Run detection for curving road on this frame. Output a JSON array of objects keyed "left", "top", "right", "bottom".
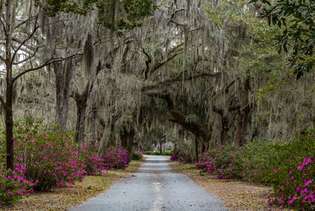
[{"left": 71, "top": 155, "right": 227, "bottom": 211}]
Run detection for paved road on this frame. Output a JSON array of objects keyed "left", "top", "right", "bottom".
[{"left": 71, "top": 155, "right": 227, "bottom": 211}]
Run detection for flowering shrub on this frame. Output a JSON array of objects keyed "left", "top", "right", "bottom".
[
  {"left": 16, "top": 132, "right": 86, "bottom": 191},
  {"left": 269, "top": 157, "right": 315, "bottom": 210},
  {"left": 196, "top": 153, "right": 215, "bottom": 175},
  {"left": 0, "top": 164, "right": 34, "bottom": 206},
  {"left": 103, "top": 147, "right": 129, "bottom": 169},
  {"left": 80, "top": 144, "right": 107, "bottom": 176},
  {"left": 170, "top": 152, "right": 178, "bottom": 161}
]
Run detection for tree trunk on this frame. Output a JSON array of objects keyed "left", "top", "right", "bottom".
[
  {"left": 74, "top": 93, "right": 88, "bottom": 143},
  {"left": 220, "top": 115, "right": 229, "bottom": 145},
  {"left": 235, "top": 75, "right": 251, "bottom": 146},
  {"left": 54, "top": 60, "right": 73, "bottom": 130},
  {"left": 4, "top": 0, "right": 14, "bottom": 170},
  {"left": 159, "top": 141, "right": 163, "bottom": 154},
  {"left": 194, "top": 136, "right": 199, "bottom": 161},
  {"left": 5, "top": 82, "right": 14, "bottom": 170},
  {"left": 127, "top": 129, "right": 135, "bottom": 157}
]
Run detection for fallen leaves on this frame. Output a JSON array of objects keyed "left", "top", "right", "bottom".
[{"left": 170, "top": 162, "right": 285, "bottom": 211}]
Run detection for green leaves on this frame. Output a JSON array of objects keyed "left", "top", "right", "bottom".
[
  {"left": 249, "top": 0, "right": 315, "bottom": 78},
  {"left": 40, "top": 0, "right": 155, "bottom": 30}
]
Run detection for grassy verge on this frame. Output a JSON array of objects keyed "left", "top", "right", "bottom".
[
  {"left": 170, "top": 162, "right": 283, "bottom": 211},
  {"left": 3, "top": 161, "right": 142, "bottom": 211}
]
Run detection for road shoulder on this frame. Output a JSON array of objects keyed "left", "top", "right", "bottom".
[{"left": 170, "top": 162, "right": 275, "bottom": 210}]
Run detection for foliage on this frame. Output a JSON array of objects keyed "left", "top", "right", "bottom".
[
  {"left": 269, "top": 157, "right": 315, "bottom": 209},
  {"left": 0, "top": 164, "right": 34, "bottom": 206},
  {"left": 195, "top": 153, "right": 215, "bottom": 175},
  {"left": 208, "top": 145, "right": 243, "bottom": 179},
  {"left": 103, "top": 147, "right": 130, "bottom": 169},
  {"left": 80, "top": 144, "right": 107, "bottom": 176},
  {"left": 170, "top": 149, "right": 194, "bottom": 163},
  {"left": 40, "top": 0, "right": 155, "bottom": 29},
  {"left": 250, "top": 0, "right": 315, "bottom": 78},
  {"left": 15, "top": 132, "right": 86, "bottom": 191},
  {"left": 131, "top": 151, "right": 143, "bottom": 161},
  {"left": 189, "top": 131, "right": 315, "bottom": 209}
]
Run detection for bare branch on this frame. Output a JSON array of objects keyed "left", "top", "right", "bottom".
[
  {"left": 12, "top": 53, "right": 82, "bottom": 84},
  {"left": 147, "top": 43, "right": 184, "bottom": 77},
  {"left": 14, "top": 15, "right": 38, "bottom": 29},
  {"left": 13, "top": 46, "right": 39, "bottom": 65},
  {"left": 11, "top": 18, "right": 39, "bottom": 65}
]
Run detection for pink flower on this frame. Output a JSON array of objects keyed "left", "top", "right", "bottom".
[
  {"left": 288, "top": 195, "right": 299, "bottom": 205},
  {"left": 297, "top": 157, "right": 314, "bottom": 171},
  {"left": 303, "top": 179, "right": 313, "bottom": 187}
]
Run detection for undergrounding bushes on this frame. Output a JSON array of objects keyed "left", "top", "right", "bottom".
[
  {"left": 195, "top": 153, "right": 215, "bottom": 175},
  {"left": 80, "top": 144, "right": 107, "bottom": 176},
  {"left": 192, "top": 131, "right": 315, "bottom": 209},
  {"left": 103, "top": 147, "right": 130, "bottom": 169},
  {"left": 0, "top": 164, "right": 35, "bottom": 206},
  {"left": 269, "top": 156, "right": 315, "bottom": 209},
  {"left": 15, "top": 131, "right": 86, "bottom": 191},
  {"left": 132, "top": 151, "right": 144, "bottom": 161}
]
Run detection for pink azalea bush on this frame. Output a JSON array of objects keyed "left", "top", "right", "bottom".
[
  {"left": 0, "top": 164, "right": 35, "bottom": 206},
  {"left": 16, "top": 132, "right": 86, "bottom": 191},
  {"left": 103, "top": 147, "right": 130, "bottom": 169},
  {"left": 195, "top": 153, "right": 215, "bottom": 175},
  {"left": 269, "top": 157, "right": 315, "bottom": 210},
  {"left": 80, "top": 144, "right": 107, "bottom": 176},
  {"left": 170, "top": 152, "right": 178, "bottom": 161}
]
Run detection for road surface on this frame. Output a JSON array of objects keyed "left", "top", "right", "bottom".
[{"left": 71, "top": 155, "right": 227, "bottom": 211}]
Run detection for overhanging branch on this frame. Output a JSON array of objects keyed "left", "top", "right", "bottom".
[
  {"left": 142, "top": 72, "right": 222, "bottom": 92},
  {"left": 12, "top": 53, "right": 82, "bottom": 84}
]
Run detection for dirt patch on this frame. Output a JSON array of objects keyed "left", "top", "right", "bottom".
[
  {"left": 3, "top": 161, "right": 142, "bottom": 211},
  {"left": 170, "top": 162, "right": 281, "bottom": 211}
]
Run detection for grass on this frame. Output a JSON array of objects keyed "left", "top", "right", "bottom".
[
  {"left": 3, "top": 161, "right": 142, "bottom": 211},
  {"left": 170, "top": 162, "right": 284, "bottom": 211}
]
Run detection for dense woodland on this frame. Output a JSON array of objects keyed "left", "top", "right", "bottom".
[{"left": 0, "top": 0, "right": 314, "bottom": 209}]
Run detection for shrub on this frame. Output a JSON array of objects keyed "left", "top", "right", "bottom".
[
  {"left": 195, "top": 153, "right": 215, "bottom": 175},
  {"left": 171, "top": 150, "right": 194, "bottom": 163},
  {"left": 0, "top": 164, "right": 34, "bottom": 206},
  {"left": 208, "top": 145, "right": 242, "bottom": 179},
  {"left": 132, "top": 151, "right": 143, "bottom": 161},
  {"left": 16, "top": 132, "right": 86, "bottom": 191},
  {"left": 269, "top": 157, "right": 315, "bottom": 210},
  {"left": 103, "top": 147, "right": 129, "bottom": 169},
  {"left": 80, "top": 144, "right": 107, "bottom": 176},
  {"left": 170, "top": 152, "right": 178, "bottom": 161}
]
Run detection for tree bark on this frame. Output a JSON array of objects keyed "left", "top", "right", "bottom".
[
  {"left": 74, "top": 91, "right": 88, "bottom": 143},
  {"left": 4, "top": 0, "right": 14, "bottom": 170},
  {"left": 5, "top": 77, "right": 14, "bottom": 170},
  {"left": 194, "top": 136, "right": 199, "bottom": 161},
  {"left": 54, "top": 59, "right": 74, "bottom": 130}
]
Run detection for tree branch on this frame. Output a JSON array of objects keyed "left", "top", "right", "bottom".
[
  {"left": 13, "top": 46, "right": 39, "bottom": 65},
  {"left": 12, "top": 53, "right": 82, "bottom": 84},
  {"left": 142, "top": 72, "right": 222, "bottom": 92},
  {"left": 11, "top": 18, "right": 39, "bottom": 65},
  {"left": 148, "top": 43, "right": 184, "bottom": 76}
]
